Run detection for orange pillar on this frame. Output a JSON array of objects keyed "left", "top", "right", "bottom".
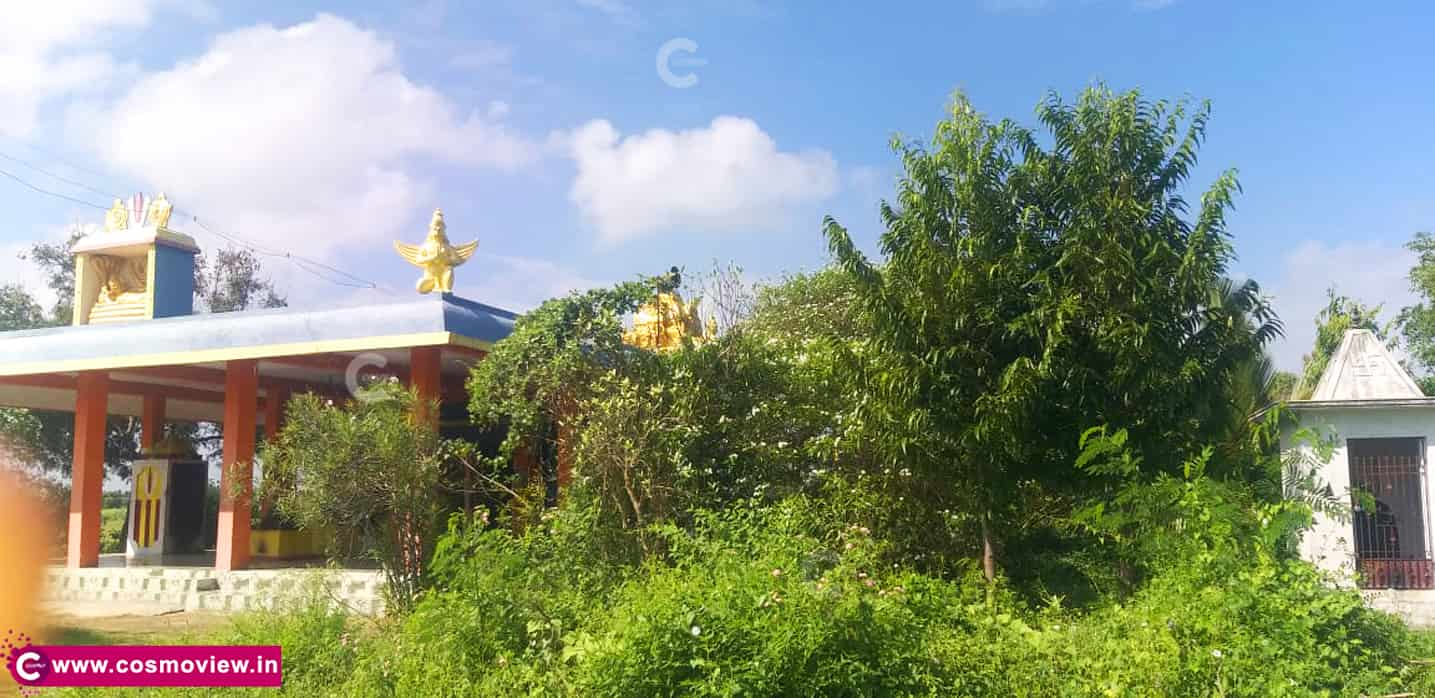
[
  {"left": 409, "top": 346, "right": 442, "bottom": 427},
  {"left": 140, "top": 394, "right": 166, "bottom": 453},
  {"left": 68, "top": 371, "right": 109, "bottom": 568},
  {"left": 258, "top": 386, "right": 289, "bottom": 519},
  {"left": 263, "top": 386, "right": 289, "bottom": 442},
  {"left": 216, "top": 360, "right": 258, "bottom": 572}
]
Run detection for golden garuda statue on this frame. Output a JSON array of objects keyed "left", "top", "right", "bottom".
[
  {"left": 394, "top": 209, "right": 478, "bottom": 294},
  {"left": 623, "top": 267, "right": 717, "bottom": 351}
]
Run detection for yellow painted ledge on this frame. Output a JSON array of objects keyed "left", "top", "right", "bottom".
[{"left": 250, "top": 527, "right": 332, "bottom": 559}]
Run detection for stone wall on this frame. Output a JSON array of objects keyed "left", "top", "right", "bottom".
[{"left": 44, "top": 566, "right": 386, "bottom": 616}]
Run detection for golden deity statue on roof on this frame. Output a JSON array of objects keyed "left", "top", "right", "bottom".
[
  {"left": 105, "top": 199, "right": 129, "bottom": 232},
  {"left": 145, "top": 192, "right": 173, "bottom": 230},
  {"left": 623, "top": 267, "right": 717, "bottom": 352},
  {"left": 394, "top": 209, "right": 479, "bottom": 294}
]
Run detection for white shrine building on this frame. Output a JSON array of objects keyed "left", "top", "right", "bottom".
[{"left": 1285, "top": 329, "right": 1435, "bottom": 623}]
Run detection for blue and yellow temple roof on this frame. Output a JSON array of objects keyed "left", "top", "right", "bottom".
[{"left": 0, "top": 293, "right": 515, "bottom": 376}]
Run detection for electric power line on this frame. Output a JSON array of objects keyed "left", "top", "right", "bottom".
[
  {"left": 186, "top": 215, "right": 380, "bottom": 290},
  {"left": 0, "top": 165, "right": 108, "bottom": 211},
  {"left": 0, "top": 152, "right": 390, "bottom": 294},
  {"left": 0, "top": 151, "right": 120, "bottom": 204}
]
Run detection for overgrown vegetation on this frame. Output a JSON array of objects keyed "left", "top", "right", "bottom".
[
  {"left": 71, "top": 87, "right": 1435, "bottom": 696},
  {"left": 259, "top": 385, "right": 450, "bottom": 611}
]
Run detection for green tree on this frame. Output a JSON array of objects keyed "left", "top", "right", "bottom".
[
  {"left": 1295, "top": 289, "right": 1389, "bottom": 399},
  {"left": 1204, "top": 279, "right": 1291, "bottom": 475},
  {"left": 21, "top": 230, "right": 83, "bottom": 322},
  {"left": 194, "top": 247, "right": 287, "bottom": 313},
  {"left": 1268, "top": 370, "right": 1298, "bottom": 402},
  {"left": 466, "top": 280, "right": 658, "bottom": 516},
  {"left": 261, "top": 384, "right": 449, "bottom": 610},
  {"left": 466, "top": 270, "right": 846, "bottom": 556},
  {"left": 1398, "top": 231, "right": 1435, "bottom": 393},
  {"left": 0, "top": 283, "right": 46, "bottom": 332},
  {"left": 824, "top": 87, "right": 1277, "bottom": 582}
]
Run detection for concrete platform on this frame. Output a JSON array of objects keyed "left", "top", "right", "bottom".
[
  {"left": 44, "top": 563, "right": 386, "bottom": 616},
  {"left": 1366, "top": 589, "right": 1435, "bottom": 628}
]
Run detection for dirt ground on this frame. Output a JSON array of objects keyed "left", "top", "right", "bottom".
[{"left": 40, "top": 605, "right": 234, "bottom": 645}]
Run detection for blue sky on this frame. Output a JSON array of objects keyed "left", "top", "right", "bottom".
[{"left": 0, "top": 0, "right": 1431, "bottom": 370}]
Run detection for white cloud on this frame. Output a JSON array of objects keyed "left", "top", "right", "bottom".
[
  {"left": 0, "top": 1, "right": 153, "bottom": 137},
  {"left": 566, "top": 116, "right": 840, "bottom": 244},
  {"left": 1264, "top": 239, "right": 1417, "bottom": 371},
  {"left": 77, "top": 13, "right": 540, "bottom": 259}
]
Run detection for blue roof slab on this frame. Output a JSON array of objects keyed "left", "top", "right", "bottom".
[{"left": 0, "top": 294, "right": 517, "bottom": 377}]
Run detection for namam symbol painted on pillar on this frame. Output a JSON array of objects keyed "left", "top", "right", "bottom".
[{"left": 132, "top": 463, "right": 167, "bottom": 550}]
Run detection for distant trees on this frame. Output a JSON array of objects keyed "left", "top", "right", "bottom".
[
  {"left": 0, "top": 284, "right": 45, "bottom": 331},
  {"left": 1294, "top": 290, "right": 1389, "bottom": 399},
  {"left": 1284, "top": 233, "right": 1435, "bottom": 399},
  {"left": 194, "top": 247, "right": 287, "bottom": 313},
  {"left": 1399, "top": 232, "right": 1435, "bottom": 394}
]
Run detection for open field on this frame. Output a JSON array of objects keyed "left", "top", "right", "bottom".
[{"left": 41, "top": 605, "right": 232, "bottom": 646}]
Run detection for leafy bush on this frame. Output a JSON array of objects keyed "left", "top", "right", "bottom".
[
  {"left": 567, "top": 503, "right": 970, "bottom": 696},
  {"left": 177, "top": 495, "right": 1434, "bottom": 697},
  {"left": 227, "top": 599, "right": 359, "bottom": 694},
  {"left": 105, "top": 87, "right": 1435, "bottom": 697},
  {"left": 260, "top": 384, "right": 452, "bottom": 611}
]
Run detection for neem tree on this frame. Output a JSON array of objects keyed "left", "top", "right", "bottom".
[{"left": 824, "top": 87, "right": 1279, "bottom": 581}]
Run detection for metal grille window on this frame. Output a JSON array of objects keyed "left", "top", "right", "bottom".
[{"left": 1349, "top": 437, "right": 1434, "bottom": 590}]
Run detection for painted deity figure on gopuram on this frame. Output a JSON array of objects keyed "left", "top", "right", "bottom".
[
  {"left": 623, "top": 267, "right": 716, "bottom": 352},
  {"left": 91, "top": 256, "right": 149, "bottom": 309}
]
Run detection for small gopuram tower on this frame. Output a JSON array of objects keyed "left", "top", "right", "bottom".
[
  {"left": 622, "top": 267, "right": 715, "bottom": 351},
  {"left": 73, "top": 193, "right": 198, "bottom": 325}
]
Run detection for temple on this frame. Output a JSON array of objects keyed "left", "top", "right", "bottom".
[
  {"left": 0, "top": 197, "right": 516, "bottom": 571},
  {"left": 1286, "top": 329, "right": 1435, "bottom": 623}
]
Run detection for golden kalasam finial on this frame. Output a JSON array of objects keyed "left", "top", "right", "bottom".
[
  {"left": 394, "top": 209, "right": 479, "bottom": 294},
  {"left": 145, "top": 192, "right": 173, "bottom": 229},
  {"left": 105, "top": 199, "right": 129, "bottom": 232},
  {"left": 623, "top": 267, "right": 717, "bottom": 351}
]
